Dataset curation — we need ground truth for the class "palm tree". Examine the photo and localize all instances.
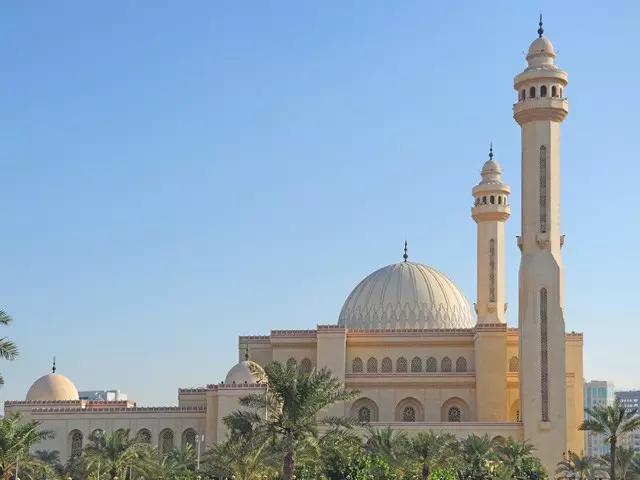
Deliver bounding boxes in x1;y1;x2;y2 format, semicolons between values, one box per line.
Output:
555;451;606;480
496;438;535;471
84;428;146;479
224;361;359;480
580;399;640;480
457;434;497;479
0;311;19;387
0;414;54;480
33;449;64;476
603;446;637;480
408;430;458;480
204;429;280;480
365;427;410;475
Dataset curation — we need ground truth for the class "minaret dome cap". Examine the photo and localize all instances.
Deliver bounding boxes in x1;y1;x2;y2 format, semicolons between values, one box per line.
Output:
528;37;555;57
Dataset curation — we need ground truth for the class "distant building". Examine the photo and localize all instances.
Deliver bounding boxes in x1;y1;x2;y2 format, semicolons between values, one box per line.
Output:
78;389;128;402
584;380;616;457
616;390;640;452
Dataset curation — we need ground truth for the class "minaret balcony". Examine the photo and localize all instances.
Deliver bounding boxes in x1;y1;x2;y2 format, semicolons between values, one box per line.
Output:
471;205;510;222
513;98;568;124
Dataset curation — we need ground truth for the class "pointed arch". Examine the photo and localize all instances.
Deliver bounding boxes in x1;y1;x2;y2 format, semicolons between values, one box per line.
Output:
381;357;392;373
396;357;408;372
441;357;452;372
159;428;174;454
426;357;437;372
352;357;363;373
366;357;378;373
395;397;424;422
69;429;83;457
286;357;297;368
350;397;379;423
136;428;152;444
509;356;520;373
301;358;313;373
182;428;197;448
411;356;423;372
455;357;467;372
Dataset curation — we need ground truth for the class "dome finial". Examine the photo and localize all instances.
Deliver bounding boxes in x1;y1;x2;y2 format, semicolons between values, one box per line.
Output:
244;345;249;361
538;12;544;38
489;142;493;160
52;356;56;373
403;240;408;262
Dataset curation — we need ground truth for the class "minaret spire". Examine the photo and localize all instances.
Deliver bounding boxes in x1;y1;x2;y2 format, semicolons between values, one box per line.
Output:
52;356;56;373
489;143;494;160
538;13;544;38
403;241;408;262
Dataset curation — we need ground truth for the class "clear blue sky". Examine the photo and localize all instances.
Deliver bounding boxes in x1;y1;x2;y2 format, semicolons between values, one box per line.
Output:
1;1;638;406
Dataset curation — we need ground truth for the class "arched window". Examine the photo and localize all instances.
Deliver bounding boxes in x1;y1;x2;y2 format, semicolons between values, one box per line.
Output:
160;429;174;454
456;357;467;372
509;356;520;373
69;430;83;457
352;357;363;373
286;358;297;368
475;197;480;206
551;85;557;97
358;406;371;422
560;87;563;97
541;85;547;97
441;357;452;372
482;196;487;204
529;86;536;98
490;195;495;204
396;357;408;372
381;357;392;373
426;357;437;372
402;407;416;422
448;407;461;422
411;356;422;372
301;358;313;373
367;357;378;373
182;428;197;448
136;429;152;444
521;89;526;101
498;196;502;205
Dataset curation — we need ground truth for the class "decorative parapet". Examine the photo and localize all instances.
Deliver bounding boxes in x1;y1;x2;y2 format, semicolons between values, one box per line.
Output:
205;383;264;390
271;329;317;337
239;335;270;342
31;405;207;414
347;327;474;335
475;323;508;333
317;324;346;330
178;388;207;393
5;400;83;406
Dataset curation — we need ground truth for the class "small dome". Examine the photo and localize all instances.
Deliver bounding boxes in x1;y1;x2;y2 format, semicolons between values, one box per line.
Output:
26;373;79;402
482;159;502;174
225;360;264;385
338;262;474;330
528;37;554;57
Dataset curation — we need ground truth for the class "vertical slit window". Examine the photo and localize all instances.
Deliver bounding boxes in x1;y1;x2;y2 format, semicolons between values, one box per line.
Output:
489;239;496;302
540;146;547;233
540;288;549;421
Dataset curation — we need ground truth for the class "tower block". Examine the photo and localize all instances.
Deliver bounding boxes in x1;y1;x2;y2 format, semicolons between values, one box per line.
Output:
514;19;569;473
472;146;511;422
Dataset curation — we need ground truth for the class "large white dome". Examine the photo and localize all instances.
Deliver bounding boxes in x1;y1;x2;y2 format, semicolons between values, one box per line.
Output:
338;262;475;330
26;373;79;402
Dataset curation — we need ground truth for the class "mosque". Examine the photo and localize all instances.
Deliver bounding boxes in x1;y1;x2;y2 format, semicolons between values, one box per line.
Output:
4;20;584;474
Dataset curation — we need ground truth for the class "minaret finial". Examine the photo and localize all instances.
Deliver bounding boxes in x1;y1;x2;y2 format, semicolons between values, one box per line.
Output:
538;13;544;38
244;345;249;361
52;356;56;373
489;142;494;160
403;240;408;262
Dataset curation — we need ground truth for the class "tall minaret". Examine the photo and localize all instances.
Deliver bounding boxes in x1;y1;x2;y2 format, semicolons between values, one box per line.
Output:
472;145;511;324
472;146;511;422
514;17;568;474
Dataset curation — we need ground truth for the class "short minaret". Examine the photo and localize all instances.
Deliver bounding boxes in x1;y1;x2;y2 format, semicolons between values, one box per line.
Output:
472;145;511;324
514;17;568;474
472;146;510;423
